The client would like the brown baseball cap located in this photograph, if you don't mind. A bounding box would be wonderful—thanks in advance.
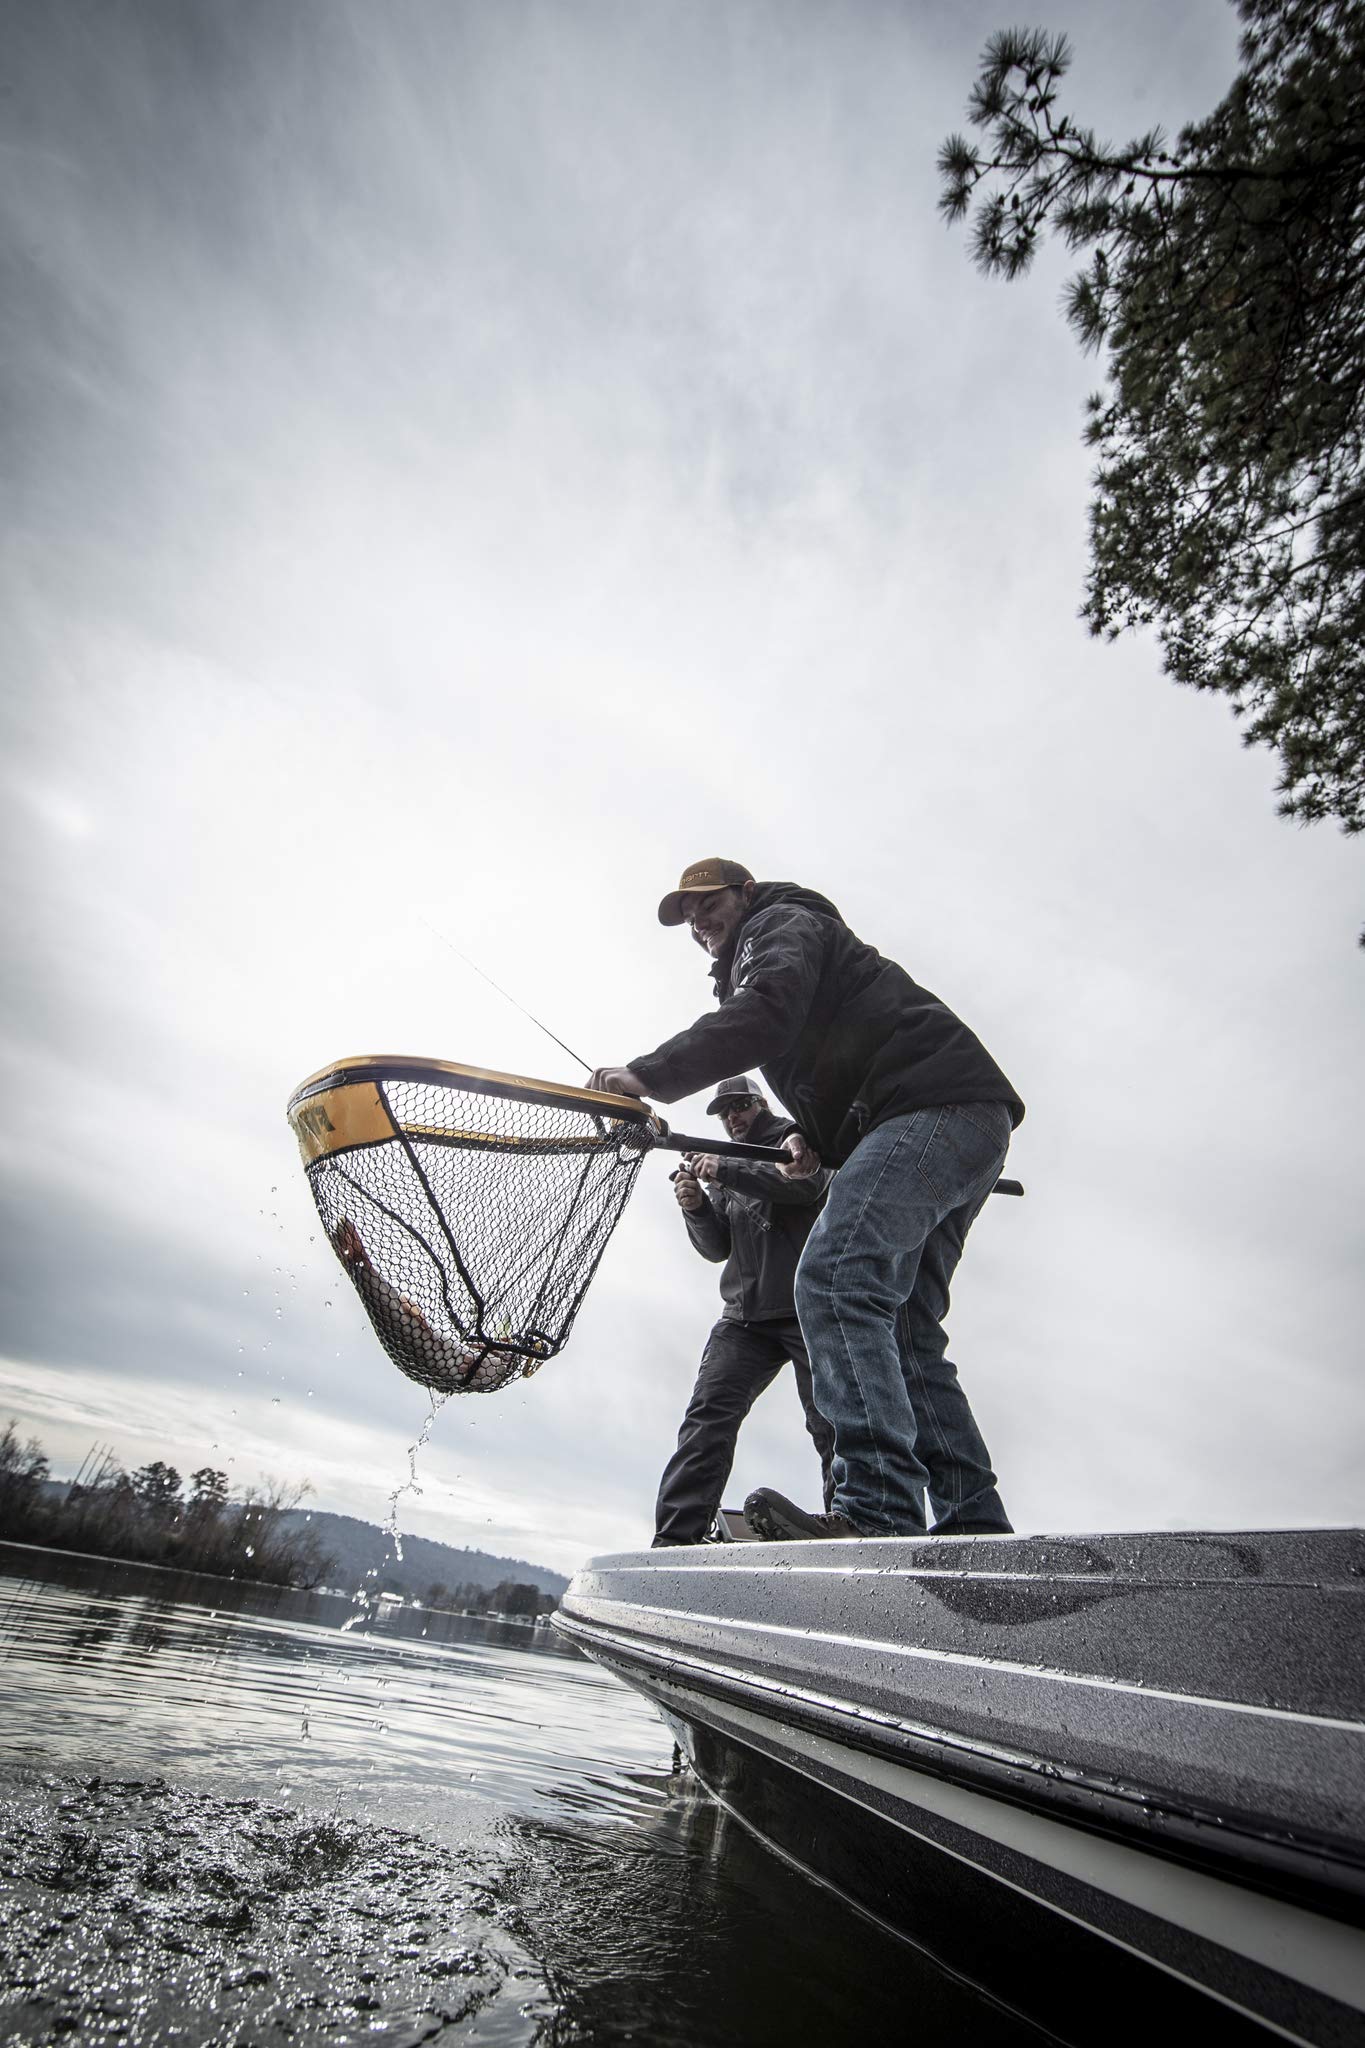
[657,857,755,926]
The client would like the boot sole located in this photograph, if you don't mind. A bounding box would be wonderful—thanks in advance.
[743,1495,793,1542]
[743,1489,855,1542]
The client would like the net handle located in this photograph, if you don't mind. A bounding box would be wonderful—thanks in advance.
[655,1123,1026,1196]
[653,1127,791,1163]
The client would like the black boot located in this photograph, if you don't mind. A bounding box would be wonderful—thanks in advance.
[743,1488,863,1542]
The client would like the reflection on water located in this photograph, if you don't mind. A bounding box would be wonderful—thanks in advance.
[0,1546,1036,2046]
[0,1545,662,1834]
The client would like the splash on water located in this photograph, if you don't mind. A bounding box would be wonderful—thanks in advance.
[0,1772,544,2044]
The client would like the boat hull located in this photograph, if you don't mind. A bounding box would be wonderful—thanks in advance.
[556,1529,1365,2045]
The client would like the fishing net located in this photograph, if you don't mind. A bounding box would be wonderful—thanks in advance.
[287,1057,655,1395]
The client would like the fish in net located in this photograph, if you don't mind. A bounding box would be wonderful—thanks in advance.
[287,1057,660,1394]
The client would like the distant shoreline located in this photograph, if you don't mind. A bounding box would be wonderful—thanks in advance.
[0,1536,328,1594]
[0,1539,559,1624]
[2,1425,565,1606]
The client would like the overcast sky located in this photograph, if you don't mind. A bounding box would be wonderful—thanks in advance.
[2,0,1360,1579]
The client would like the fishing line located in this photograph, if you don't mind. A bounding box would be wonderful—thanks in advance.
[420,917,592,1075]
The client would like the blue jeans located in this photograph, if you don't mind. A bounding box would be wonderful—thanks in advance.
[793,1103,1013,1536]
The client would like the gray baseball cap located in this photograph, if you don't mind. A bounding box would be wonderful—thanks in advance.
[706,1075,759,1115]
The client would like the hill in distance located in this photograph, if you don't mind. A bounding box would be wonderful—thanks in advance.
[280,1507,569,1601]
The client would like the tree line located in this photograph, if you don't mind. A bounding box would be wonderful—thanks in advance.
[0,1423,560,1616]
[417,1576,557,1619]
[0,1422,329,1589]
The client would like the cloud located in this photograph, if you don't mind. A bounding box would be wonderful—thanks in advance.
[2,0,1360,1577]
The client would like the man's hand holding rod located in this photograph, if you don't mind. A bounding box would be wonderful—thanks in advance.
[779,1131,822,1179]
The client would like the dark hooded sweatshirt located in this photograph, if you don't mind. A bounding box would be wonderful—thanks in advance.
[682,1106,831,1323]
[630,883,1023,1168]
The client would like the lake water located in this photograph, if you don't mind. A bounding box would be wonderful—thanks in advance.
[0,1544,1038,2045]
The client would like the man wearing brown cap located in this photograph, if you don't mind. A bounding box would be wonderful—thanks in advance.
[655,1074,834,1547]
[591,859,1023,1541]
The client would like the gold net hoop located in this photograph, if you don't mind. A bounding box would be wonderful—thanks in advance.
[288,1056,655,1394]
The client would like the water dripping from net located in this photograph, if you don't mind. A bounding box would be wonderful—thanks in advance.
[385,1391,448,1563]
[339,1392,447,1636]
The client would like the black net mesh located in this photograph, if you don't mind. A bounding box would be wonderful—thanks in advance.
[300,1072,652,1395]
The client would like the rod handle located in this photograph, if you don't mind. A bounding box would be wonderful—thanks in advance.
[657,1128,790,1162]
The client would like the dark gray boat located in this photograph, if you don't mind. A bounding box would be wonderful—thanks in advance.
[556,1527,1365,2044]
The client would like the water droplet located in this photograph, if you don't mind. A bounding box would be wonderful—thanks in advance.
[274,1307,282,1319]
[306,1389,314,1398]
[324,1300,333,1310]
[271,1396,281,1406]
[245,1546,254,1557]
[270,1186,278,1194]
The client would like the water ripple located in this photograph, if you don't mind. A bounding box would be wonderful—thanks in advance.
[0,1550,667,1830]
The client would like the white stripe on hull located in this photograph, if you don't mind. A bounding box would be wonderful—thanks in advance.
[572,1591,1365,1737]
[658,1673,1365,2035]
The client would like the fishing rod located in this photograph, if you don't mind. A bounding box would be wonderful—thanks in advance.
[421,921,787,1163]
[421,918,593,1074]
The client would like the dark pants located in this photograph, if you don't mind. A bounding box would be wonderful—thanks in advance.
[654,1315,836,1544]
